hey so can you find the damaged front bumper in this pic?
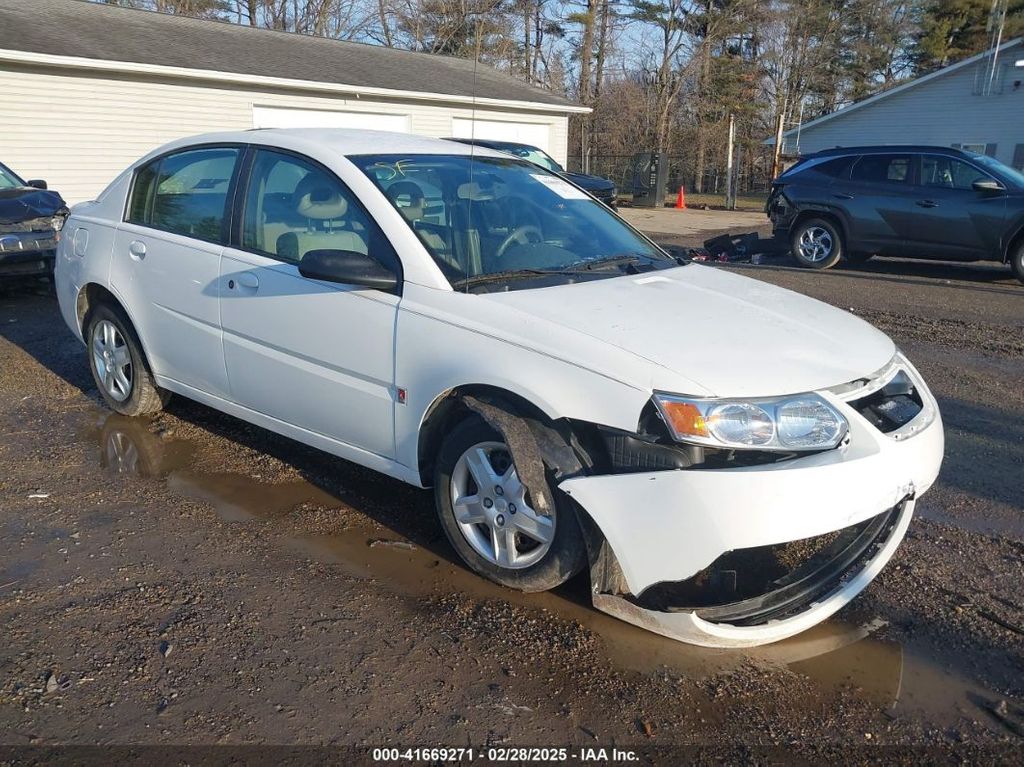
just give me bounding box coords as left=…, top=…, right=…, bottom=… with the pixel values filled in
left=559, top=381, right=943, bottom=648
left=0, top=222, right=59, bottom=276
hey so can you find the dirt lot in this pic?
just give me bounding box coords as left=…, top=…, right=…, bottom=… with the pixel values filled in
left=1, top=237, right=1022, bottom=762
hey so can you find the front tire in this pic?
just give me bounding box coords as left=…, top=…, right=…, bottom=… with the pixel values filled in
left=433, top=415, right=586, bottom=593
left=791, top=217, right=843, bottom=269
left=1010, top=241, right=1024, bottom=284
left=86, top=304, right=168, bottom=417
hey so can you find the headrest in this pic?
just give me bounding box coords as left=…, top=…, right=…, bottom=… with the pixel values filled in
left=387, top=181, right=425, bottom=207
left=293, top=173, right=348, bottom=220
left=387, top=181, right=425, bottom=221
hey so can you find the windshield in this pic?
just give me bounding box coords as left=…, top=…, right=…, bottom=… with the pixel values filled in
left=971, top=154, right=1024, bottom=188
left=352, top=154, right=667, bottom=286
left=0, top=163, right=25, bottom=190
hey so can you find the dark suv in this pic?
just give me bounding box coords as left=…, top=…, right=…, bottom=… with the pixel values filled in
left=767, top=146, right=1024, bottom=283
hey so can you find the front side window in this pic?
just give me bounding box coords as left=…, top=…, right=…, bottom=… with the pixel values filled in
left=920, top=156, right=991, bottom=190
left=351, top=154, right=667, bottom=285
left=242, top=149, right=397, bottom=272
left=0, top=163, right=25, bottom=190
left=850, top=154, right=911, bottom=185
left=127, top=147, right=239, bottom=243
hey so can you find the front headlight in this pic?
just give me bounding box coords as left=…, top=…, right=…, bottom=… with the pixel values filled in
left=51, top=213, right=67, bottom=232
left=652, top=392, right=847, bottom=451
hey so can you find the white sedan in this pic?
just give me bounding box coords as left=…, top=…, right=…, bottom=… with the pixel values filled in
left=55, top=130, right=943, bottom=647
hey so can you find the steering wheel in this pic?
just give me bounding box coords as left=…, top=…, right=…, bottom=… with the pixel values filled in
left=495, top=225, right=544, bottom=259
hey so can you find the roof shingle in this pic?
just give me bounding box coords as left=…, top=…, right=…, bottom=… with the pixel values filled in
left=0, top=0, right=576, bottom=109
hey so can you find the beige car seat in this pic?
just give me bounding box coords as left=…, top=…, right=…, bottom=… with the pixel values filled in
left=275, top=172, right=367, bottom=261
left=386, top=181, right=448, bottom=256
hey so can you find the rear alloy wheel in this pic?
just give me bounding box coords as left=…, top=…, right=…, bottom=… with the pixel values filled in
left=434, top=416, right=586, bottom=592
left=1011, top=241, right=1024, bottom=284
left=86, top=304, right=168, bottom=417
left=791, top=217, right=843, bottom=269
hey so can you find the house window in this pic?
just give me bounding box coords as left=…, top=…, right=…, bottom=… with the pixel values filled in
left=956, top=143, right=987, bottom=154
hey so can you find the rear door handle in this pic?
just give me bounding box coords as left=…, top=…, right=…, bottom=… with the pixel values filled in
left=237, top=272, right=259, bottom=289
left=916, top=200, right=939, bottom=208
left=128, top=240, right=146, bottom=260
left=832, top=192, right=854, bottom=200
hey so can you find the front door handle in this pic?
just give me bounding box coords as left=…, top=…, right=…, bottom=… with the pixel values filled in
left=916, top=200, right=939, bottom=208
left=237, top=272, right=260, bottom=289
left=128, top=240, right=146, bottom=260
left=833, top=192, right=854, bottom=200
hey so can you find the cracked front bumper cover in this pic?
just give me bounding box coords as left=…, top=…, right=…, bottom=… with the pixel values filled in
left=559, top=389, right=943, bottom=647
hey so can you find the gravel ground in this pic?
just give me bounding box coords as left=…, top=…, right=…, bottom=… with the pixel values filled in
left=0, top=241, right=1022, bottom=763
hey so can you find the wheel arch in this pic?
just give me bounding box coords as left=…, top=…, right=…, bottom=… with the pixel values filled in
left=416, top=384, right=563, bottom=487
left=790, top=208, right=849, bottom=247
left=1003, top=219, right=1024, bottom=264
left=76, top=282, right=155, bottom=371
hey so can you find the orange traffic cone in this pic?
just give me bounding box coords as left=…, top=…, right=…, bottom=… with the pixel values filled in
left=675, top=186, right=687, bottom=209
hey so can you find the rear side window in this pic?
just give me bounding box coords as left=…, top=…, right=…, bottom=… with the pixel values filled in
left=850, top=154, right=911, bottom=184
left=780, top=156, right=851, bottom=180
left=127, top=147, right=240, bottom=243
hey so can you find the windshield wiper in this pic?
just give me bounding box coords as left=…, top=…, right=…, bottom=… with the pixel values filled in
left=451, top=268, right=579, bottom=289
left=564, top=254, right=643, bottom=272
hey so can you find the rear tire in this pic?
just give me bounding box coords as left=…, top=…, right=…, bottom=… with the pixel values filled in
left=85, top=304, right=169, bottom=417
left=791, top=217, right=843, bottom=269
left=1010, top=241, right=1024, bottom=284
left=433, top=415, right=586, bottom=593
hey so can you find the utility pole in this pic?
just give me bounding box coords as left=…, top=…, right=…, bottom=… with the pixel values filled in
left=725, top=113, right=736, bottom=211
left=770, top=107, right=786, bottom=181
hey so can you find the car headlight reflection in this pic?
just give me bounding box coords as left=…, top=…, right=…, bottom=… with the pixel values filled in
left=653, top=392, right=847, bottom=451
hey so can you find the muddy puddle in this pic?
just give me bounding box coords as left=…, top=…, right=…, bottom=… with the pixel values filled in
left=82, top=410, right=1006, bottom=732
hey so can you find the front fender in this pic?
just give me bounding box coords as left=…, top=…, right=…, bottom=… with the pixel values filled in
left=394, top=284, right=652, bottom=473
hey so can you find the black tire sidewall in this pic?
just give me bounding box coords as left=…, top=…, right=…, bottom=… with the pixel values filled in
left=433, top=415, right=586, bottom=593
left=791, top=218, right=843, bottom=269
left=85, top=304, right=154, bottom=416
left=1011, top=242, right=1024, bottom=284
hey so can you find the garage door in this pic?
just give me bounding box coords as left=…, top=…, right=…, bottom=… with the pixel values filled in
left=450, top=118, right=550, bottom=153
left=252, top=106, right=410, bottom=132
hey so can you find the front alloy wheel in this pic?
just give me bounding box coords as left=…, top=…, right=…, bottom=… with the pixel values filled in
left=450, top=441, right=554, bottom=569
left=434, top=415, right=586, bottom=592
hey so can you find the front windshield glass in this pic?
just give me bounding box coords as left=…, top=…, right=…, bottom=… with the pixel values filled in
left=352, top=154, right=667, bottom=285
left=0, top=164, right=25, bottom=190
left=972, top=154, right=1024, bottom=188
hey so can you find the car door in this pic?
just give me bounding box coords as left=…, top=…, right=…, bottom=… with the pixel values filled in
left=834, top=153, right=919, bottom=255
left=111, top=145, right=241, bottom=397
left=906, top=154, right=1007, bottom=259
left=219, top=147, right=401, bottom=459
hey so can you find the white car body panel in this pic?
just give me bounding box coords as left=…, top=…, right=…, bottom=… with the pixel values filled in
left=54, top=128, right=946, bottom=648
left=560, top=396, right=943, bottom=595
left=220, top=248, right=399, bottom=458
left=489, top=264, right=896, bottom=398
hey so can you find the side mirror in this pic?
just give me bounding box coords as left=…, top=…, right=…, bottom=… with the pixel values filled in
left=298, top=249, right=398, bottom=291
left=973, top=178, right=1005, bottom=194
left=26, top=179, right=48, bottom=190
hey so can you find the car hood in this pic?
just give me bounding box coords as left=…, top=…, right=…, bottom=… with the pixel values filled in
left=0, top=186, right=67, bottom=225
left=562, top=171, right=615, bottom=193
left=482, top=264, right=895, bottom=398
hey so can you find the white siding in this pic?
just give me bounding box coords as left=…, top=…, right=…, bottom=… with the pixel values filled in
left=0, top=62, right=570, bottom=204
left=785, top=42, right=1024, bottom=168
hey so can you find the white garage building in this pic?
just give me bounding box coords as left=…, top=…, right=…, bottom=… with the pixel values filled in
left=0, top=0, right=587, bottom=204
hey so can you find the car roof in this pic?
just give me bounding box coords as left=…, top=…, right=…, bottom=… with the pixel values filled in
left=807, top=145, right=976, bottom=159
left=449, top=137, right=535, bottom=151
left=143, top=128, right=510, bottom=163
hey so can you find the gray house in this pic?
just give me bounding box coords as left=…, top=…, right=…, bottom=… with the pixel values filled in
left=771, top=37, right=1024, bottom=170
